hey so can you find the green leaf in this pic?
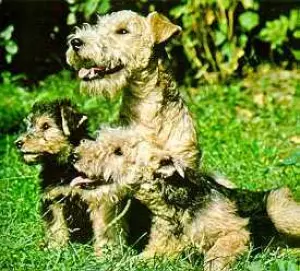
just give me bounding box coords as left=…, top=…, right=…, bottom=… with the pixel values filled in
left=219, top=21, right=228, bottom=34
left=67, top=13, right=77, bottom=25
left=291, top=49, right=300, bottom=60
left=98, top=0, right=111, bottom=15
left=293, top=30, right=300, bottom=39
left=0, top=25, right=14, bottom=40
left=221, top=42, right=233, bottom=59
left=220, top=0, right=231, bottom=9
left=5, top=54, right=12, bottom=64
left=214, top=31, right=226, bottom=46
left=239, top=11, right=259, bottom=32
left=289, top=9, right=299, bottom=30
left=5, top=40, right=18, bottom=55
left=83, top=0, right=99, bottom=18
left=241, top=0, right=255, bottom=9
left=239, top=34, right=248, bottom=47
left=170, top=5, right=185, bottom=18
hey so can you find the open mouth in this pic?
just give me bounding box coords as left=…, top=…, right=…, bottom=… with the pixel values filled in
left=22, top=152, right=40, bottom=162
left=70, top=173, right=105, bottom=190
left=78, top=63, right=124, bottom=81
left=22, top=152, right=39, bottom=157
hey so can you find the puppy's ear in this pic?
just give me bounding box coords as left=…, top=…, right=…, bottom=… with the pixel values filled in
left=147, top=12, right=182, bottom=44
left=156, top=156, right=185, bottom=178
left=61, top=108, right=71, bottom=136
left=60, top=106, right=88, bottom=136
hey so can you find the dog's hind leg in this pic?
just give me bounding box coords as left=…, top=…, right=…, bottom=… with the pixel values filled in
left=190, top=199, right=250, bottom=271
left=267, top=187, right=300, bottom=238
left=203, top=230, right=250, bottom=271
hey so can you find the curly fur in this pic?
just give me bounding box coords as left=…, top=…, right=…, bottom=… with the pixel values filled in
left=72, top=127, right=300, bottom=270
left=15, top=99, right=93, bottom=247
left=66, top=10, right=199, bottom=170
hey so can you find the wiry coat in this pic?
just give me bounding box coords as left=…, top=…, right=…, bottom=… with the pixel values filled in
left=66, top=10, right=199, bottom=170
left=71, top=128, right=300, bottom=271
left=19, top=102, right=149, bottom=254
left=15, top=100, right=93, bottom=247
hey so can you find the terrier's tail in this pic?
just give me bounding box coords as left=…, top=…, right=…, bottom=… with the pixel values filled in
left=267, top=187, right=300, bottom=237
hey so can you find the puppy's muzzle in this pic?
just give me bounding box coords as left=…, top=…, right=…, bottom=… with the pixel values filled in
left=70, top=153, right=80, bottom=164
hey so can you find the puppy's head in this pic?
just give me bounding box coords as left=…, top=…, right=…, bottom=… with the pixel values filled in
left=15, top=99, right=88, bottom=164
left=72, top=128, right=185, bottom=188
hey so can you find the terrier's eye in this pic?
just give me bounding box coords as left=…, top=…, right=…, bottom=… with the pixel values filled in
left=116, top=28, right=129, bottom=35
left=114, top=147, right=123, bottom=156
left=42, top=122, right=50, bottom=130
left=81, top=139, right=87, bottom=144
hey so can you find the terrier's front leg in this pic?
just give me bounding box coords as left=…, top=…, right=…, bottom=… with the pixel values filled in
left=42, top=200, right=69, bottom=248
left=78, top=184, right=130, bottom=256
left=142, top=216, right=185, bottom=258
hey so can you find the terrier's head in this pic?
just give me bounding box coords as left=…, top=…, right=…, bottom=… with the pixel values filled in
left=66, top=10, right=181, bottom=97
left=71, top=128, right=185, bottom=187
left=15, top=99, right=88, bottom=165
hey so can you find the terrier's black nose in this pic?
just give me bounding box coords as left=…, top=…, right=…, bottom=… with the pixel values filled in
left=15, top=139, right=24, bottom=149
left=70, top=38, right=84, bottom=51
left=70, top=153, right=80, bottom=164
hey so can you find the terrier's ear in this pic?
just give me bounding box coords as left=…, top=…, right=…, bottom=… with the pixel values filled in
left=147, top=12, right=182, bottom=44
left=61, top=108, right=70, bottom=136
left=60, top=107, right=88, bottom=136
left=156, top=156, right=185, bottom=178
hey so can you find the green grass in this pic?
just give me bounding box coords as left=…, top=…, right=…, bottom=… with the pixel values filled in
left=0, top=70, right=299, bottom=270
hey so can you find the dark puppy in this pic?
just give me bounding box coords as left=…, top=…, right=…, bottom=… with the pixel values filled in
left=15, top=99, right=93, bottom=247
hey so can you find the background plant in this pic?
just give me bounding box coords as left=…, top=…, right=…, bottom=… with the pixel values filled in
left=259, top=9, right=300, bottom=62
left=0, top=25, right=18, bottom=64
left=66, top=0, right=111, bottom=25
left=0, top=1, right=298, bottom=83
left=169, top=0, right=261, bottom=83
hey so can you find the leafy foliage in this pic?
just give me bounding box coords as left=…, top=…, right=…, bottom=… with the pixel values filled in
left=169, top=0, right=300, bottom=83
left=259, top=10, right=300, bottom=60
left=66, top=0, right=111, bottom=25
left=0, top=1, right=298, bottom=83
left=0, top=25, right=18, bottom=64
left=170, top=0, right=260, bottom=82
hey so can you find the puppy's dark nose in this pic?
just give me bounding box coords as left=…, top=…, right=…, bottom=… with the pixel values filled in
left=70, top=153, right=80, bottom=164
left=15, top=139, right=24, bottom=149
left=70, top=38, right=84, bottom=51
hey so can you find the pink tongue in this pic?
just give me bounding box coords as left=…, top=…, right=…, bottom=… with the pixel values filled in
left=78, top=68, right=90, bottom=79
left=78, top=67, right=106, bottom=79
left=70, top=176, right=94, bottom=187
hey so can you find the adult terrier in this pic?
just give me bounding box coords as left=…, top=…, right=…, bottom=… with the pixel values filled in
left=70, top=128, right=300, bottom=271
left=66, top=10, right=199, bottom=170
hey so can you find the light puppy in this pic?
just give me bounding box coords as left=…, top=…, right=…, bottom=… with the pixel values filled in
left=71, top=128, right=300, bottom=271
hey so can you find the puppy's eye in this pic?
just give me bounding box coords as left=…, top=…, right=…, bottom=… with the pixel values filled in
left=80, top=139, right=87, bottom=144
left=42, top=123, right=50, bottom=130
left=116, top=28, right=129, bottom=35
left=114, top=147, right=123, bottom=156
left=160, top=158, right=172, bottom=166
